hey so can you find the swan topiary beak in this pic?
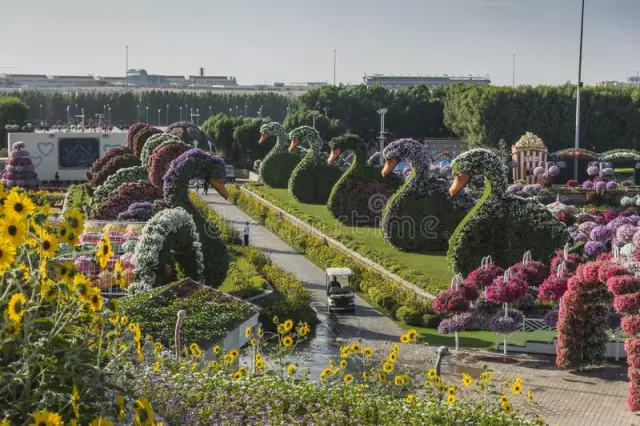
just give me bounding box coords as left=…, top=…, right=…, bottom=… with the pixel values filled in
left=258, top=132, right=269, bottom=145
left=449, top=173, right=470, bottom=196
left=288, top=139, right=300, bottom=153
left=210, top=178, right=229, bottom=199
left=328, top=148, right=342, bottom=164
left=381, top=158, right=398, bottom=177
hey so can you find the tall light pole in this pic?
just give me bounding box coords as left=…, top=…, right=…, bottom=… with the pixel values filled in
left=166, top=104, right=170, bottom=125
left=310, top=110, right=320, bottom=128
left=235, top=105, right=239, bottom=117
left=333, top=49, right=337, bottom=85
left=103, top=104, right=107, bottom=124
left=66, top=105, right=70, bottom=128
left=228, top=107, right=232, bottom=117
left=323, top=107, right=330, bottom=117
left=377, top=108, right=388, bottom=166
left=512, top=54, right=516, bottom=88
left=108, top=106, right=111, bottom=126
left=145, top=106, right=149, bottom=123
left=39, top=104, right=43, bottom=124
left=185, top=104, right=188, bottom=121
left=179, top=106, right=183, bottom=121
left=244, top=104, right=248, bottom=117
left=574, top=0, right=586, bottom=180
left=136, top=104, right=140, bottom=121
left=209, top=105, right=212, bottom=118
left=157, top=109, right=161, bottom=126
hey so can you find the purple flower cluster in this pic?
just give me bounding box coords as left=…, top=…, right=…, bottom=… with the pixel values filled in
left=544, top=307, right=559, bottom=327
left=590, top=225, right=612, bottom=242
left=583, top=180, right=594, bottom=189
left=584, top=241, right=607, bottom=258
left=617, top=225, right=638, bottom=244
left=437, top=312, right=474, bottom=334
left=489, top=309, right=524, bottom=333
left=594, top=181, right=607, bottom=190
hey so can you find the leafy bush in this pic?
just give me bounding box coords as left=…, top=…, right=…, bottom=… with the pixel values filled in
left=126, top=122, right=150, bottom=150
left=118, top=279, right=257, bottom=348
left=261, top=152, right=302, bottom=188
left=90, top=154, right=141, bottom=187
left=395, top=305, right=423, bottom=326
left=227, top=185, right=435, bottom=325
left=90, top=165, right=148, bottom=211
left=132, top=126, right=161, bottom=157
left=0, top=96, right=28, bottom=149
left=140, top=133, right=182, bottom=168
left=64, top=183, right=92, bottom=212
left=148, top=141, right=190, bottom=187
left=91, top=180, right=161, bottom=220
left=87, top=146, right=133, bottom=182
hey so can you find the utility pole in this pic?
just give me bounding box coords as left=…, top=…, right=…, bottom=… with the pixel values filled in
left=125, top=46, right=129, bottom=89
left=166, top=105, right=170, bottom=125
left=310, top=110, right=320, bottom=128
left=333, top=50, right=337, bottom=85
left=323, top=107, right=330, bottom=117
left=512, top=54, right=516, bottom=88
left=574, top=0, right=585, bottom=180
left=145, top=106, right=149, bottom=123
left=377, top=108, right=388, bottom=167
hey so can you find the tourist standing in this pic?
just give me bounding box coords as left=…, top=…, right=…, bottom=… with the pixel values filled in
left=243, top=222, right=250, bottom=246
left=203, top=179, right=209, bottom=195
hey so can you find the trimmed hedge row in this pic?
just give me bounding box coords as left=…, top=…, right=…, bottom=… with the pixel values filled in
left=237, top=183, right=448, bottom=295
left=227, top=185, right=436, bottom=327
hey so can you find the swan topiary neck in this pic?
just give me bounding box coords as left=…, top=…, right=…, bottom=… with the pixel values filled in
left=259, top=122, right=289, bottom=152
left=382, top=138, right=432, bottom=188
left=289, top=126, right=323, bottom=154
left=329, top=133, right=366, bottom=168
left=450, top=149, right=507, bottom=198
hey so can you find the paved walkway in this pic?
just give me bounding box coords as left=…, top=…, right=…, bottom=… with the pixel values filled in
left=201, top=191, right=637, bottom=426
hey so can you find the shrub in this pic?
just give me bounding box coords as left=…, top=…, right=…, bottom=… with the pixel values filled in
left=91, top=180, right=162, bottom=220
left=148, top=141, right=190, bottom=187
left=126, top=122, right=150, bottom=150
left=132, top=126, right=161, bottom=157
left=90, top=154, right=141, bottom=187
left=395, top=305, right=423, bottom=326
left=90, top=165, right=148, bottom=211
left=87, top=146, right=133, bottom=181
left=140, top=133, right=182, bottom=168
left=166, top=121, right=208, bottom=145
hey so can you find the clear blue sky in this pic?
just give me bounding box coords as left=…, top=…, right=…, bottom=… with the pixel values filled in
left=1, top=0, right=638, bottom=86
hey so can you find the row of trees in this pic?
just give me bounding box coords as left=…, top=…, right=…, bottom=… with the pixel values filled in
left=444, top=84, right=640, bottom=153
left=0, top=96, right=28, bottom=148
left=10, top=91, right=290, bottom=127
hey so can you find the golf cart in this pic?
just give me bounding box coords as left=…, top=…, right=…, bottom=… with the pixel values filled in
left=326, top=267, right=356, bottom=314
left=225, top=165, right=236, bottom=183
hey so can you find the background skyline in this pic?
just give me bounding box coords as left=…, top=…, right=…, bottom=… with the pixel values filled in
left=1, top=0, right=638, bottom=86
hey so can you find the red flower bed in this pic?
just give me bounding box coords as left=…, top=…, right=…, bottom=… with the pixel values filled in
left=433, top=288, right=469, bottom=316
left=464, top=264, right=504, bottom=290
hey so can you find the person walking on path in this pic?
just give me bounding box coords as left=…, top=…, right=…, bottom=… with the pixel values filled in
left=203, top=179, right=209, bottom=195
left=243, top=221, right=250, bottom=246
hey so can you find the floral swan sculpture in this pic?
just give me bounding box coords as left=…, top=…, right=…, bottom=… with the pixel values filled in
left=287, top=126, right=346, bottom=204
left=447, top=148, right=568, bottom=275
left=380, top=138, right=474, bottom=252
left=327, top=133, right=402, bottom=226
left=257, top=122, right=305, bottom=188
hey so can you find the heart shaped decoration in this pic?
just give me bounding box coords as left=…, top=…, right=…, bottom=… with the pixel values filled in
left=37, top=141, right=55, bottom=157
left=30, top=156, right=43, bottom=168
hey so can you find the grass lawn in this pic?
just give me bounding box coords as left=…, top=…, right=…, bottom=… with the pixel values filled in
left=250, top=185, right=453, bottom=292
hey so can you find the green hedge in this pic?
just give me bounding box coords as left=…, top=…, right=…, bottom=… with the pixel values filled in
left=65, top=184, right=93, bottom=212
left=259, top=152, right=301, bottom=188
left=0, top=96, right=28, bottom=149
left=227, top=185, right=435, bottom=326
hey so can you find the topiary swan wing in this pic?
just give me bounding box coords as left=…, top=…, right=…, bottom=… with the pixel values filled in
left=447, top=148, right=568, bottom=275
left=163, top=148, right=229, bottom=286
left=326, top=133, right=402, bottom=226
left=257, top=122, right=303, bottom=188
left=380, top=139, right=474, bottom=252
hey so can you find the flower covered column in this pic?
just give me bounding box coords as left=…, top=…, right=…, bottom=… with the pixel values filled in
left=3, top=141, right=39, bottom=189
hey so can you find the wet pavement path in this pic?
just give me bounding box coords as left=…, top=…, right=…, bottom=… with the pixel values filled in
left=201, top=191, right=637, bottom=426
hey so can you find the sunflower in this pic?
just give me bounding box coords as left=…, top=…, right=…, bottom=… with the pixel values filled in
left=153, top=342, right=163, bottom=354
left=400, top=333, right=410, bottom=344
left=350, top=342, right=362, bottom=354
left=339, top=359, right=347, bottom=369
left=501, top=400, right=513, bottom=414
left=5, top=191, right=35, bottom=220
left=282, top=319, right=294, bottom=332
left=511, top=381, right=523, bottom=396
left=362, top=371, right=369, bottom=380
left=30, top=409, right=63, bottom=426
left=447, top=386, right=457, bottom=396
left=447, top=394, right=456, bottom=405
left=58, top=221, right=70, bottom=242
left=71, top=385, right=81, bottom=417
left=282, top=335, right=293, bottom=348
left=387, top=351, right=398, bottom=363
left=343, top=374, right=354, bottom=385
left=328, top=360, right=335, bottom=369
left=0, top=216, right=27, bottom=246
left=245, top=326, right=253, bottom=338
left=377, top=372, right=386, bottom=383
left=229, top=349, right=239, bottom=358
left=39, top=231, right=59, bottom=258
left=480, top=371, right=493, bottom=383
left=134, top=397, right=155, bottom=425
left=64, top=209, right=85, bottom=233
left=256, top=359, right=266, bottom=370
left=297, top=322, right=310, bottom=336
left=96, top=233, right=113, bottom=269
left=232, top=369, right=244, bottom=381
left=189, top=343, right=203, bottom=358
left=89, top=418, right=114, bottom=426
left=88, top=288, right=103, bottom=312
left=115, top=394, right=126, bottom=420
left=406, top=394, right=414, bottom=403
left=500, top=394, right=509, bottom=404
left=57, top=261, right=76, bottom=285
left=18, top=263, right=30, bottom=280
left=7, top=292, right=26, bottom=323
left=363, top=347, right=374, bottom=358
left=534, top=417, right=545, bottom=425
left=391, top=343, right=400, bottom=353
left=74, top=274, right=93, bottom=301
left=0, top=238, right=16, bottom=272
left=287, top=364, right=297, bottom=375
left=213, top=345, right=221, bottom=355
left=462, top=373, right=473, bottom=387
left=427, top=368, right=437, bottom=379
left=527, top=389, right=535, bottom=403
left=382, top=361, right=395, bottom=373
left=39, top=203, right=52, bottom=216
left=153, top=361, right=162, bottom=372
left=393, top=375, right=407, bottom=386
left=407, top=329, right=417, bottom=341
left=6, top=320, right=21, bottom=337
left=64, top=230, right=79, bottom=248
left=1, top=419, right=9, bottom=426
left=320, top=367, right=332, bottom=380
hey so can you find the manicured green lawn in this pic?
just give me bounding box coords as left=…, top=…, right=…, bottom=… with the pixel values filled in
left=252, top=185, right=453, bottom=289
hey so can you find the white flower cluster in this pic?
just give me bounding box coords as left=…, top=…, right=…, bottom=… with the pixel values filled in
left=513, top=132, right=546, bottom=150
left=130, top=207, right=204, bottom=293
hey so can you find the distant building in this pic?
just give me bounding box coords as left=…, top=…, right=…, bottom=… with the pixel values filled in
left=187, top=76, right=238, bottom=87
left=363, top=74, right=491, bottom=90
left=594, top=76, right=640, bottom=87
left=424, top=139, right=466, bottom=161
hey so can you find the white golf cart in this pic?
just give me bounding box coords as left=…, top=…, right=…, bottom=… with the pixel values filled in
left=326, top=267, right=356, bottom=314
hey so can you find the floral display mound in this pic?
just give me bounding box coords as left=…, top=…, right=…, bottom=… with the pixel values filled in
left=287, top=126, right=344, bottom=204
left=327, top=133, right=402, bottom=226
left=165, top=121, right=209, bottom=146
left=126, top=122, right=150, bottom=150
left=118, top=278, right=257, bottom=348
left=128, top=326, right=545, bottom=426
left=118, top=200, right=167, bottom=222
left=90, top=153, right=141, bottom=187
left=89, top=166, right=148, bottom=212
left=131, top=207, right=204, bottom=292
left=447, top=148, right=568, bottom=275
left=381, top=139, right=474, bottom=252
left=3, top=141, right=39, bottom=188
left=163, top=148, right=229, bottom=287
left=91, top=180, right=162, bottom=220
left=139, top=133, right=182, bottom=169
left=257, top=122, right=302, bottom=188
left=86, top=145, right=133, bottom=182
left=132, top=125, right=162, bottom=157
left=148, top=140, right=190, bottom=187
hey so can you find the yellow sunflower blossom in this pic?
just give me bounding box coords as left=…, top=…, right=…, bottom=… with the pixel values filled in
left=320, top=367, right=332, bottom=380
left=0, top=216, right=27, bottom=246
left=406, top=394, right=414, bottom=403
left=343, top=374, right=354, bottom=385
left=72, top=385, right=81, bottom=418
left=7, top=292, right=26, bottom=323
left=96, top=233, right=113, bottom=270
left=447, top=386, right=457, bottom=396
left=427, top=368, right=437, bottom=379
left=350, top=342, right=362, bottom=354
left=535, top=417, right=545, bottom=425
left=0, top=238, right=16, bottom=272
left=232, top=369, right=245, bottom=381
left=287, top=364, right=297, bottom=375
left=89, top=417, right=114, bottom=426
left=391, top=343, right=400, bottom=353
left=245, top=326, right=253, bottom=338
left=382, top=361, right=395, bottom=373
left=30, top=409, right=64, bottom=426
left=297, top=322, right=310, bottom=336
left=363, top=347, right=374, bottom=358
left=39, top=231, right=59, bottom=259
left=189, top=343, right=203, bottom=358
left=6, top=319, right=21, bottom=337
left=213, top=345, right=221, bottom=355
left=407, top=329, right=417, bottom=341
left=527, top=389, right=535, bottom=403
left=282, top=335, right=293, bottom=348
left=256, top=358, right=266, bottom=370
left=511, top=381, right=523, bottom=396
left=501, top=400, right=513, bottom=414
left=500, top=394, right=509, bottom=404
left=64, top=209, right=85, bottom=233
left=387, top=351, right=398, bottom=363
left=153, top=361, right=162, bottom=372
left=462, top=373, right=473, bottom=387
left=4, top=191, right=35, bottom=220
left=115, top=394, right=126, bottom=420
left=282, top=319, right=294, bottom=332
left=1, top=419, right=10, bottom=426
left=114, top=259, right=125, bottom=289
left=153, top=342, right=163, bottom=354
left=377, top=372, right=386, bottom=383
left=88, top=288, right=103, bottom=312
left=134, top=397, right=155, bottom=425
left=447, top=393, right=456, bottom=404
left=400, top=333, right=410, bottom=344
left=339, top=359, right=347, bottom=369
left=18, top=263, right=30, bottom=280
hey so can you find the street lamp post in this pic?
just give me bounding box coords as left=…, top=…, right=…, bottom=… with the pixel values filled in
left=196, top=109, right=200, bottom=126
left=323, top=107, right=330, bottom=117
left=145, top=106, right=149, bottom=123
left=574, top=0, right=586, bottom=180
left=39, top=104, right=43, bottom=124
left=259, top=105, right=263, bottom=118
left=108, top=107, right=112, bottom=127
left=166, top=105, right=170, bottom=125
left=157, top=109, right=161, bottom=126
left=179, top=106, right=183, bottom=121
left=185, top=104, right=188, bottom=121
left=377, top=108, right=388, bottom=167
left=103, top=105, right=107, bottom=125
left=136, top=104, right=140, bottom=121
left=310, top=110, right=320, bottom=128
left=209, top=106, right=212, bottom=118
left=235, top=105, right=239, bottom=117
left=66, top=105, right=70, bottom=129
left=244, top=104, right=248, bottom=117
left=228, top=107, right=232, bottom=117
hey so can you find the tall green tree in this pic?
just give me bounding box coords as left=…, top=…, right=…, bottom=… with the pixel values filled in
left=0, top=96, right=28, bottom=149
